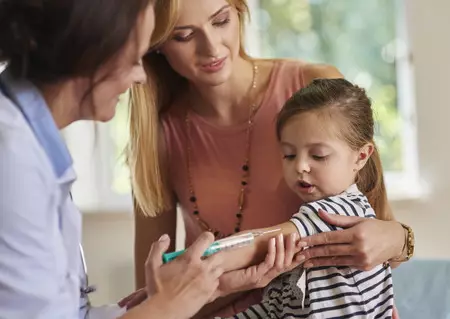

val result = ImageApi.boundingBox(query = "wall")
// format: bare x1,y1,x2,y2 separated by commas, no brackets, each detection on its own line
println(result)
391,0,450,259
82,214,135,305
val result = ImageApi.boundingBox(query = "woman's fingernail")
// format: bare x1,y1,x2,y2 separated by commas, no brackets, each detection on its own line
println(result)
296,255,305,262
159,234,169,242
304,262,313,268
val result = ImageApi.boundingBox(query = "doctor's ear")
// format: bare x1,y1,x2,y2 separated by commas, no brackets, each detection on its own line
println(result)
353,143,374,172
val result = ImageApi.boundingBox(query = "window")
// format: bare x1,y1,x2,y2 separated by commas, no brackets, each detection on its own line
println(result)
64,93,133,213
69,0,419,213
246,0,419,198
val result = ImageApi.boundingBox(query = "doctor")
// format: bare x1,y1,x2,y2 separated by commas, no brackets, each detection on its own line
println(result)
0,0,225,318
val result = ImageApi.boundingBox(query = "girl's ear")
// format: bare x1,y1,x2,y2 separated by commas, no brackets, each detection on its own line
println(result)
354,143,374,171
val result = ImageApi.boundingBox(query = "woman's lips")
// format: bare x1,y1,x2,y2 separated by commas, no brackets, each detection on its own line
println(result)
199,57,227,73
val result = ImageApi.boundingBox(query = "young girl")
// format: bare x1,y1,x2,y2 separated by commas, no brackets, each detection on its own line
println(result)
217,78,395,318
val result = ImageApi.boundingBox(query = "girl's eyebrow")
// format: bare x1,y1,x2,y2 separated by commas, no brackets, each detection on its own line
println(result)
280,141,295,148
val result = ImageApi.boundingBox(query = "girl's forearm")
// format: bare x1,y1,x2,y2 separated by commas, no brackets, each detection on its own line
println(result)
220,222,299,272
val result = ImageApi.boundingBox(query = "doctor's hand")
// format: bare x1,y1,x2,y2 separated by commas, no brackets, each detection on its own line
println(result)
144,232,225,319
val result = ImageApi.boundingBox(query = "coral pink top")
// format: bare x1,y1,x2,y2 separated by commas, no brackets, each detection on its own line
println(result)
161,60,307,316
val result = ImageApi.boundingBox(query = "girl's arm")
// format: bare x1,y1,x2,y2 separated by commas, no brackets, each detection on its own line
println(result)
219,222,299,273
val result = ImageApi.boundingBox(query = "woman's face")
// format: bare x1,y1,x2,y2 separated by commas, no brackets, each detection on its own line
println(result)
159,0,242,87
80,3,155,122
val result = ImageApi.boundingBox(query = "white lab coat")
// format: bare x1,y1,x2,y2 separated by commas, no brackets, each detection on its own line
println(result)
0,73,126,319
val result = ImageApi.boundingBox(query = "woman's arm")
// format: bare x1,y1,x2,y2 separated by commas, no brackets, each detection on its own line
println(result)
296,209,409,270
134,203,177,289
211,199,408,303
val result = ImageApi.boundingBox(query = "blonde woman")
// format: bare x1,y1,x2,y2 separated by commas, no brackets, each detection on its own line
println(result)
128,0,413,317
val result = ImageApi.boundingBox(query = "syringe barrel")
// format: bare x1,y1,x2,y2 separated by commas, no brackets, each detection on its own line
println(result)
214,232,255,250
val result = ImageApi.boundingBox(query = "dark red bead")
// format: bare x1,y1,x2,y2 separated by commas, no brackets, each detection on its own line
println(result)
193,210,199,215
234,227,240,233
190,196,197,203
242,165,249,171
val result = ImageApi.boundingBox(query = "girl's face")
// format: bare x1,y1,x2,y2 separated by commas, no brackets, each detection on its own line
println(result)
159,0,242,87
279,110,372,203
79,3,155,122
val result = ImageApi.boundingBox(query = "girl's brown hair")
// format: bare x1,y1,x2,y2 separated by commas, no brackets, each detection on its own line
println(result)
128,0,251,216
276,78,392,221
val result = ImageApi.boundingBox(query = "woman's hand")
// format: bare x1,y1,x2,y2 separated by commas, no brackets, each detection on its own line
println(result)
297,210,405,270
142,232,225,319
118,288,147,310
214,233,305,298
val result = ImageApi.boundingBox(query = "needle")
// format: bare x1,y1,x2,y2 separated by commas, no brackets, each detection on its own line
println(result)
252,228,282,238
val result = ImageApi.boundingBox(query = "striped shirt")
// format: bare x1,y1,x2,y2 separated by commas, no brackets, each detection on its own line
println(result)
219,184,394,319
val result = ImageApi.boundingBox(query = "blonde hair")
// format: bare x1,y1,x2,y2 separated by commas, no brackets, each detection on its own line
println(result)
128,0,251,216
276,79,393,221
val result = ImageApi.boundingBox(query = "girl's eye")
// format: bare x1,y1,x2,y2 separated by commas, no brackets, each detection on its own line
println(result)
283,154,296,161
312,155,328,161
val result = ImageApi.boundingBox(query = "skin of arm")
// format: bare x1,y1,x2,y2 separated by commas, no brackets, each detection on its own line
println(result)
192,223,299,319
119,293,180,319
134,205,177,289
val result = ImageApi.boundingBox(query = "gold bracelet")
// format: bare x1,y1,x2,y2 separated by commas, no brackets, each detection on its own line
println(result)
391,222,415,262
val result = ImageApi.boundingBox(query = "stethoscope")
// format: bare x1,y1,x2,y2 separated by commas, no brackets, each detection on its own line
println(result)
75,192,96,317
80,243,97,301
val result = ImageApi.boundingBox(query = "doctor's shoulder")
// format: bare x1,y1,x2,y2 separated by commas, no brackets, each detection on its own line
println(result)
0,94,52,188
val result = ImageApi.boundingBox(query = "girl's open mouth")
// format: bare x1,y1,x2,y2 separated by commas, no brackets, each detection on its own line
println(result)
297,181,315,194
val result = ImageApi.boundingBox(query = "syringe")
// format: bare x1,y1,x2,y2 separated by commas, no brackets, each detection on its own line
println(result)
162,229,280,264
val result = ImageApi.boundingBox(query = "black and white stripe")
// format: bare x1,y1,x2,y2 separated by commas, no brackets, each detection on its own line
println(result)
218,184,394,319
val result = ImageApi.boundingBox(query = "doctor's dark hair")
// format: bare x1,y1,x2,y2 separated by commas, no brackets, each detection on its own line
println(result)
0,0,153,84
276,78,392,221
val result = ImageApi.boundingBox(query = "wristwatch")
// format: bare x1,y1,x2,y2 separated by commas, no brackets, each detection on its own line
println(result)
391,222,415,262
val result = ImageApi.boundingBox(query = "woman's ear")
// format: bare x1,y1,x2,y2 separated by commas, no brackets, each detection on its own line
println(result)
354,143,374,171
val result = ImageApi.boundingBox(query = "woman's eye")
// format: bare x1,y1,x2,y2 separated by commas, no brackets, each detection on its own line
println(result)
213,17,230,27
173,33,194,42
